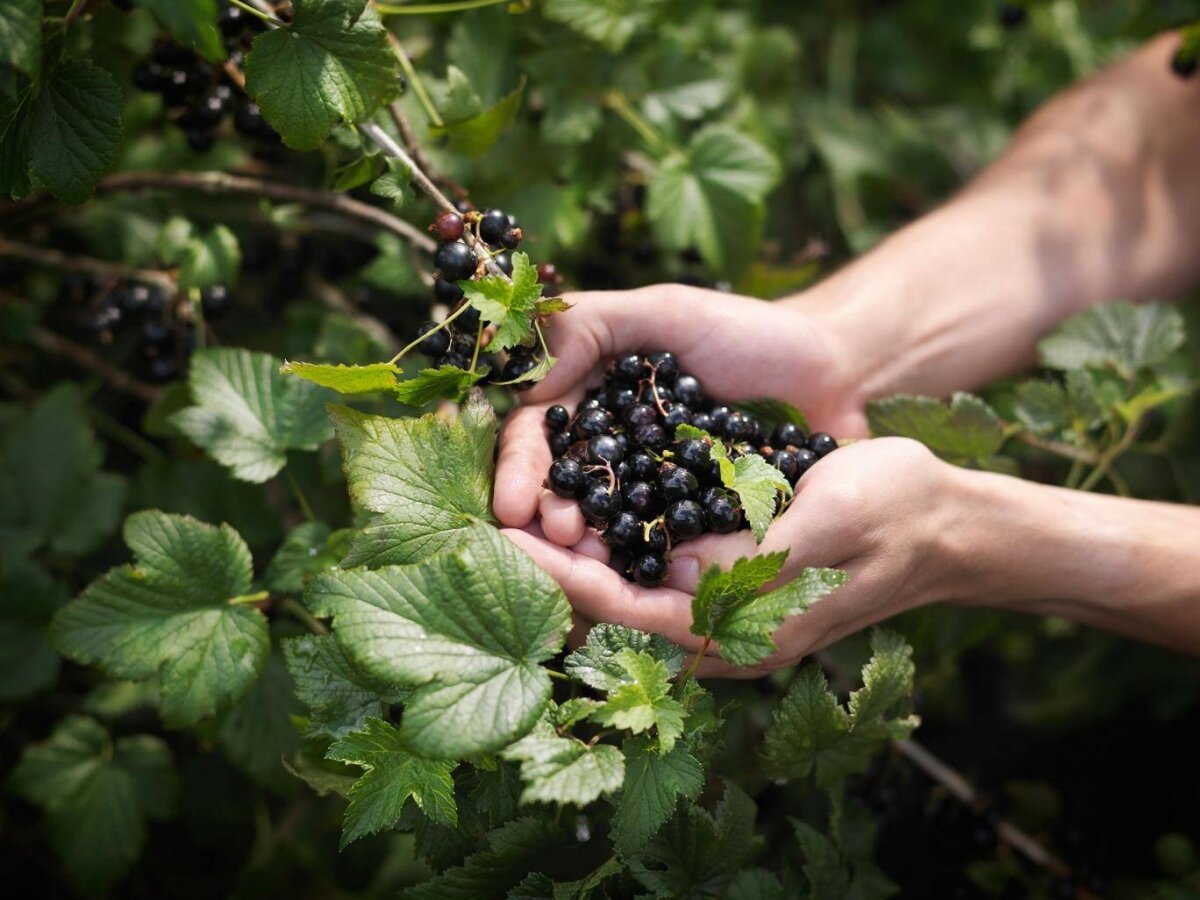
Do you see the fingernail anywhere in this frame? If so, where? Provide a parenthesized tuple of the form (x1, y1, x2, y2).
(667, 556, 701, 593)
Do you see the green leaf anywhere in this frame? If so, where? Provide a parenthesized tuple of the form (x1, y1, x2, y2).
(691, 551, 787, 637)
(431, 77, 525, 158)
(0, 561, 67, 701)
(646, 125, 780, 275)
(705, 565, 847, 667)
(792, 819, 852, 900)
(50, 511, 270, 727)
(866, 392, 1006, 467)
(284, 633, 403, 739)
(0, 0, 41, 80)
(612, 736, 704, 856)
(436, 65, 482, 122)
(265, 522, 351, 595)
(1038, 301, 1185, 376)
(170, 348, 334, 483)
(330, 392, 496, 567)
(563, 623, 685, 692)
(133, 0, 225, 63)
(501, 719, 625, 807)
(733, 398, 810, 434)
(726, 453, 790, 542)
(333, 153, 381, 192)
(370, 156, 411, 208)
(590, 650, 687, 752)
(281, 360, 402, 394)
(306, 525, 572, 757)
(8, 716, 177, 895)
(215, 650, 302, 792)
(394, 366, 486, 406)
(327, 718, 458, 848)
(847, 629, 919, 741)
(177, 224, 241, 290)
(0, 385, 127, 566)
(543, 0, 663, 52)
(724, 869, 786, 900)
(461, 252, 543, 351)
(243, 0, 400, 150)
(492, 352, 556, 387)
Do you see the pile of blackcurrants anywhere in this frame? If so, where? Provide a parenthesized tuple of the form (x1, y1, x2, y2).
(411, 206, 561, 385)
(543, 352, 838, 587)
(131, 4, 278, 152)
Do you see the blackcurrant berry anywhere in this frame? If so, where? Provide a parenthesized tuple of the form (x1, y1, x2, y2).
(193, 85, 233, 125)
(587, 434, 624, 465)
(456, 304, 482, 332)
(433, 276, 465, 305)
(437, 350, 469, 370)
(218, 5, 247, 36)
(621, 481, 657, 518)
(548, 458, 584, 498)
(492, 252, 514, 276)
(647, 351, 678, 383)
(614, 460, 631, 483)
(698, 485, 726, 507)
(233, 101, 268, 137)
(200, 284, 232, 318)
(434, 241, 477, 281)
(642, 523, 668, 555)
(623, 403, 658, 429)
(794, 448, 819, 478)
(604, 511, 642, 549)
(573, 408, 615, 440)
(610, 387, 638, 411)
(614, 432, 632, 457)
(664, 500, 704, 540)
(658, 462, 698, 502)
(610, 353, 644, 383)
(628, 452, 657, 481)
(705, 493, 741, 534)
(633, 423, 668, 452)
(545, 405, 570, 431)
(537, 262, 562, 285)
(690, 412, 714, 433)
(549, 432, 573, 457)
(772, 449, 799, 482)
(580, 396, 604, 411)
(808, 432, 837, 457)
(723, 411, 751, 442)
(500, 355, 538, 388)
(773, 422, 807, 448)
(586, 388, 610, 409)
(134, 61, 167, 92)
(430, 210, 465, 242)
(579, 483, 621, 524)
(997, 3, 1027, 29)
(673, 375, 705, 408)
(709, 406, 732, 430)
(479, 209, 510, 245)
(499, 227, 522, 250)
(184, 127, 215, 152)
(148, 355, 179, 382)
(673, 438, 711, 472)
(452, 335, 477, 359)
(416, 322, 451, 358)
(662, 403, 692, 432)
(632, 553, 668, 588)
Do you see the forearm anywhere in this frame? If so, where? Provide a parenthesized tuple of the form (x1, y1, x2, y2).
(796, 33, 1200, 402)
(943, 468, 1200, 654)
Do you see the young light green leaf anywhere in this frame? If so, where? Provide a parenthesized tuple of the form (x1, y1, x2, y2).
(0, 560, 67, 701)
(501, 719, 624, 807)
(431, 77, 526, 158)
(177, 224, 241, 290)
(461, 252, 543, 350)
(281, 361, 402, 395)
(734, 398, 811, 433)
(330, 392, 496, 567)
(133, 0, 225, 63)
(327, 718, 458, 848)
(690, 551, 787, 637)
(563, 623, 685, 692)
(847, 629, 919, 741)
(706, 566, 847, 667)
(547, 697, 602, 729)
(306, 525, 572, 757)
(8, 716, 177, 895)
(611, 736, 704, 856)
(0, 0, 42, 80)
(370, 156, 412, 208)
(590, 650, 687, 753)
(170, 348, 334, 483)
(867, 392, 1006, 467)
(1038, 301, 1185, 376)
(436, 65, 482, 122)
(727, 453, 790, 542)
(394, 366, 486, 406)
(284, 633, 404, 739)
(50, 511, 269, 727)
(243, 0, 400, 150)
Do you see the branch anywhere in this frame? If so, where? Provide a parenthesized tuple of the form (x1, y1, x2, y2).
(28, 327, 162, 404)
(0, 239, 176, 292)
(388, 102, 469, 201)
(98, 171, 436, 253)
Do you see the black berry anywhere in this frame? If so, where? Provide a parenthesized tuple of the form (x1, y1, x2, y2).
(632, 553, 668, 588)
(549, 432, 573, 457)
(794, 448, 819, 478)
(587, 434, 624, 465)
(434, 241, 477, 281)
(492, 252, 514, 276)
(773, 422, 806, 448)
(623, 403, 658, 428)
(673, 375, 705, 407)
(621, 481, 657, 518)
(416, 322, 451, 358)
(705, 492, 741, 534)
(545, 405, 569, 431)
(664, 500, 704, 540)
(438, 350, 469, 370)
(433, 276, 464, 305)
(610, 353, 644, 383)
(579, 483, 621, 524)
(647, 351, 678, 383)
(673, 438, 711, 472)
(633, 423, 668, 452)
(604, 511, 642, 549)
(479, 209, 511, 246)
(574, 408, 615, 440)
(628, 452, 657, 481)
(658, 463, 698, 503)
(548, 458, 584, 498)
(430, 211, 465, 242)
(808, 432, 838, 457)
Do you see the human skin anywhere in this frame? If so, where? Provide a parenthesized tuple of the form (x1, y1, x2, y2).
(493, 33, 1200, 671)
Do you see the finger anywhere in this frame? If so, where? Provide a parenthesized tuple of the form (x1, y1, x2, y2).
(572, 531, 610, 563)
(694, 655, 773, 680)
(502, 528, 708, 652)
(539, 492, 588, 547)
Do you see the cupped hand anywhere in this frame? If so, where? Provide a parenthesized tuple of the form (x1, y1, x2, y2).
(493, 284, 864, 540)
(503, 438, 964, 678)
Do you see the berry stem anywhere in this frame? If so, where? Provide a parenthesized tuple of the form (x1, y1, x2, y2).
(387, 35, 445, 128)
(229, 0, 286, 26)
(468, 319, 484, 372)
(376, 0, 514, 15)
(603, 91, 668, 153)
(388, 302, 470, 365)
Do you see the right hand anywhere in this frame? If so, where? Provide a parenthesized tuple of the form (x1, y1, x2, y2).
(493, 283, 865, 544)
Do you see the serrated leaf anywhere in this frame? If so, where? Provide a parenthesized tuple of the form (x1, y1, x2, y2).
(133, 0, 225, 63)
(792, 819, 851, 900)
(370, 156, 411, 208)
(612, 736, 704, 856)
(281, 360, 402, 394)
(724, 869, 786, 900)
(0, 0, 41, 80)
(330, 392, 496, 567)
(547, 698, 602, 729)
(533, 297, 572, 317)
(431, 77, 525, 158)
(848, 630, 918, 741)
(177, 224, 240, 290)
(170, 348, 334, 483)
(306, 525, 572, 757)
(691, 551, 787, 637)
(243, 0, 400, 150)
(1038, 301, 1185, 376)
(50, 511, 269, 727)
(492, 353, 556, 388)
(333, 153, 381, 192)
(734, 398, 810, 433)
(462, 252, 543, 350)
(563, 623, 685, 692)
(727, 453, 790, 542)
(395, 366, 485, 406)
(9, 716, 177, 895)
(590, 650, 686, 752)
(543, 0, 663, 52)
(327, 718, 457, 847)
(437, 65, 482, 122)
(284, 633, 403, 739)
(866, 392, 1005, 467)
(501, 719, 624, 807)
(0, 560, 67, 701)
(265, 522, 351, 595)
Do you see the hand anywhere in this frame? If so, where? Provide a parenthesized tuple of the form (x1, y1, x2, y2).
(503, 438, 963, 677)
(493, 284, 864, 542)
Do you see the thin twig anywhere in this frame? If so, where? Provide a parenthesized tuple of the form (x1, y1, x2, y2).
(97, 170, 435, 253)
(1012, 431, 1099, 465)
(1078, 420, 1141, 492)
(0, 239, 176, 292)
(28, 327, 162, 403)
(388, 101, 469, 200)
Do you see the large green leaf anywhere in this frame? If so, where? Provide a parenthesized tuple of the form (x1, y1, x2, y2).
(284, 633, 403, 738)
(243, 0, 400, 150)
(611, 736, 704, 856)
(501, 718, 625, 807)
(306, 525, 572, 758)
(0, 560, 67, 701)
(133, 0, 225, 63)
(0, 0, 41, 80)
(330, 392, 496, 567)
(866, 392, 1006, 467)
(215, 651, 303, 792)
(431, 77, 526, 158)
(1038, 301, 1185, 376)
(9, 716, 177, 895)
(50, 511, 270, 727)
(393, 366, 486, 407)
(170, 348, 334, 483)
(281, 361, 403, 395)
